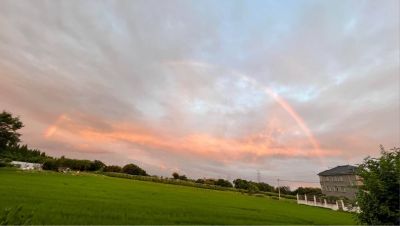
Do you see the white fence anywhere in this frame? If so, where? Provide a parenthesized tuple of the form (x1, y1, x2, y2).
(296, 194, 359, 212)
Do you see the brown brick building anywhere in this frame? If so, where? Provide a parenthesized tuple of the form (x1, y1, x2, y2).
(318, 165, 362, 199)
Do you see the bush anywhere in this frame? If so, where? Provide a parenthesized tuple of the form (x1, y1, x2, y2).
(103, 165, 122, 172)
(0, 145, 52, 163)
(42, 159, 58, 171)
(248, 183, 259, 194)
(215, 179, 233, 188)
(89, 160, 106, 171)
(122, 164, 148, 176)
(356, 146, 399, 225)
(172, 172, 179, 179)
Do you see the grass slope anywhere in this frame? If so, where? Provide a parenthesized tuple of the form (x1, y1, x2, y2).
(0, 169, 356, 225)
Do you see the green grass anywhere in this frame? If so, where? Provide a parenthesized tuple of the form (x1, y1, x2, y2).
(0, 168, 356, 224)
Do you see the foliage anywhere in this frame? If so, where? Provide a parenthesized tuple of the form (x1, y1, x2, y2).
(215, 179, 233, 188)
(172, 172, 179, 179)
(122, 163, 148, 176)
(248, 183, 260, 194)
(0, 111, 105, 173)
(0, 111, 24, 149)
(42, 159, 58, 171)
(172, 172, 188, 180)
(0, 144, 52, 163)
(89, 160, 106, 171)
(292, 187, 322, 196)
(103, 165, 122, 172)
(42, 157, 106, 172)
(233, 178, 251, 190)
(355, 146, 400, 225)
(233, 178, 272, 193)
(275, 186, 291, 195)
(0, 158, 13, 168)
(195, 178, 205, 184)
(256, 182, 275, 192)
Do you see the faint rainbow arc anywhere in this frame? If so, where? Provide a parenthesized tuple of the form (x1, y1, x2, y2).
(166, 60, 321, 156)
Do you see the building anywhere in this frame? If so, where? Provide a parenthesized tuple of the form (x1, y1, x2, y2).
(11, 161, 43, 170)
(318, 165, 362, 199)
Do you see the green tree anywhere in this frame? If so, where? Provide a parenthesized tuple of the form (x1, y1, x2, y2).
(293, 187, 322, 196)
(248, 183, 259, 194)
(104, 165, 122, 172)
(178, 175, 188, 180)
(0, 111, 24, 149)
(356, 146, 399, 225)
(42, 159, 59, 171)
(122, 163, 148, 176)
(172, 172, 180, 179)
(215, 179, 233, 188)
(195, 178, 205, 184)
(256, 182, 275, 192)
(89, 160, 106, 171)
(233, 179, 250, 190)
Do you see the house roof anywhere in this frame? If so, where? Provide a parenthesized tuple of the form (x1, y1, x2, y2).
(318, 165, 357, 176)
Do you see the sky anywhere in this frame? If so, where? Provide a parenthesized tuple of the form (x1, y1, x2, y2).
(0, 0, 399, 188)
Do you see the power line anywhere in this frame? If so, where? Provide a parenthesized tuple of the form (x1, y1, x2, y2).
(278, 179, 320, 184)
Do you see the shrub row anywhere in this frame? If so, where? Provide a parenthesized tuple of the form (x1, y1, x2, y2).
(100, 172, 296, 199)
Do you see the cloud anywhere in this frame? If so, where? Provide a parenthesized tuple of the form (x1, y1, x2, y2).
(0, 0, 398, 187)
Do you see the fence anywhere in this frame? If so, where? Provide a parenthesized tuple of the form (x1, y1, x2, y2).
(296, 194, 359, 212)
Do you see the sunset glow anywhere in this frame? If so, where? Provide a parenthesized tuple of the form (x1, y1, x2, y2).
(0, 0, 398, 187)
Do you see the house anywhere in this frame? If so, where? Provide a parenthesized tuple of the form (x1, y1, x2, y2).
(11, 161, 42, 170)
(318, 165, 362, 199)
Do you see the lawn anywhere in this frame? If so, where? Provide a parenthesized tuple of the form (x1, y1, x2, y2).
(0, 168, 356, 224)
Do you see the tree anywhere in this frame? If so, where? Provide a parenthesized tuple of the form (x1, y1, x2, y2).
(275, 186, 291, 195)
(233, 179, 250, 190)
(122, 163, 148, 176)
(89, 160, 106, 171)
(42, 159, 58, 171)
(356, 146, 399, 225)
(215, 179, 233, 188)
(195, 179, 205, 184)
(178, 175, 188, 180)
(293, 187, 322, 196)
(256, 182, 275, 192)
(248, 183, 259, 193)
(103, 165, 122, 172)
(0, 111, 24, 149)
(172, 172, 180, 179)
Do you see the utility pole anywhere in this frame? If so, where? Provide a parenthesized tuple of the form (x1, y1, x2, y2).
(257, 170, 260, 183)
(277, 178, 281, 200)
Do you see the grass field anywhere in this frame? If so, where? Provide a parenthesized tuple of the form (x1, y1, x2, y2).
(0, 168, 356, 225)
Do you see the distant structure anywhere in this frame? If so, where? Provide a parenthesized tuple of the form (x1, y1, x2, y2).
(11, 161, 42, 170)
(318, 165, 362, 199)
